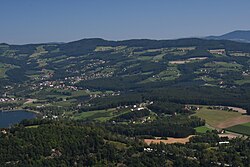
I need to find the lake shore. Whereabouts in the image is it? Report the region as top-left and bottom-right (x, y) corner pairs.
(0, 110), (38, 128)
(0, 108), (41, 115)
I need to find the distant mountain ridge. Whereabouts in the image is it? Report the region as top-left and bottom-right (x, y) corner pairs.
(205, 30), (250, 43)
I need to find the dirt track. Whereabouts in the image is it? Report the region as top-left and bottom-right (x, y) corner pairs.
(24, 99), (37, 104)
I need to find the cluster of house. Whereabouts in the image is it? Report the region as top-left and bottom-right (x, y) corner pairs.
(84, 59), (106, 68)
(40, 73), (53, 80)
(242, 70), (249, 76)
(42, 115), (59, 119)
(208, 49), (226, 55)
(32, 81), (79, 91)
(0, 97), (16, 103)
(65, 59), (106, 74)
(33, 69), (54, 81)
(208, 106), (238, 112)
(62, 59), (114, 83)
(115, 101), (154, 111)
(65, 70), (114, 84)
(30, 58), (113, 92)
(185, 105), (200, 111)
(89, 92), (120, 99)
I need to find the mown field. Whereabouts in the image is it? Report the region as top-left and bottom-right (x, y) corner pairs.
(193, 106), (250, 129)
(194, 125), (212, 133)
(73, 108), (131, 122)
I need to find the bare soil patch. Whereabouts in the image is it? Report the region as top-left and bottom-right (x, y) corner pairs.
(217, 116), (250, 129)
(24, 99), (37, 104)
(169, 57), (208, 65)
(227, 107), (247, 114)
(144, 135), (194, 145)
(169, 60), (189, 64)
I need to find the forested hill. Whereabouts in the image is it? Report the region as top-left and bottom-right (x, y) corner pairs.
(206, 30), (250, 43)
(1, 38), (250, 113)
(1, 37), (250, 84)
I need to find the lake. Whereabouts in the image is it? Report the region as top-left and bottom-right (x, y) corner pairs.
(0, 110), (36, 128)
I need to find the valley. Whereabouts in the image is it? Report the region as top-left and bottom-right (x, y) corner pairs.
(1, 38), (250, 133)
(1, 38), (250, 166)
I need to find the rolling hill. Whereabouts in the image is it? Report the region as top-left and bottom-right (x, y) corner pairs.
(1, 37), (250, 166)
(206, 30), (250, 43)
(0, 37), (250, 116)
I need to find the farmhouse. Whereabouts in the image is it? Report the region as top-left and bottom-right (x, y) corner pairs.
(144, 148), (153, 152)
(1, 129), (7, 134)
(208, 49), (226, 55)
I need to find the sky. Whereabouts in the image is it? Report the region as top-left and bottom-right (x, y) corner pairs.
(1, 0), (250, 44)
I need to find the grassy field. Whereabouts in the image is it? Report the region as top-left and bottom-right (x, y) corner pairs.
(201, 76), (216, 82)
(153, 53), (165, 61)
(195, 126), (212, 133)
(30, 88), (73, 99)
(30, 46), (48, 58)
(141, 66), (180, 83)
(193, 106), (250, 129)
(106, 140), (128, 150)
(52, 99), (76, 107)
(226, 122), (250, 136)
(71, 90), (88, 97)
(205, 61), (242, 68)
(0, 68), (6, 78)
(73, 108), (132, 122)
(235, 76), (250, 85)
(25, 125), (39, 129)
(73, 108), (117, 121)
(0, 63), (11, 78)
(94, 46), (127, 52)
(137, 56), (153, 61)
(204, 61), (242, 72)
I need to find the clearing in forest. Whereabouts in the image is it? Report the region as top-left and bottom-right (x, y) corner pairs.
(144, 135), (194, 145)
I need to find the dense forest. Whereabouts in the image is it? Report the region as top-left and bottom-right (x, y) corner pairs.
(0, 121), (249, 167)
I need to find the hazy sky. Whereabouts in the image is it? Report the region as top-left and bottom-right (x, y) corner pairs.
(1, 0), (250, 44)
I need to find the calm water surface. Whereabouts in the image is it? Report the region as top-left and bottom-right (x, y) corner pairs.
(0, 110), (36, 128)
